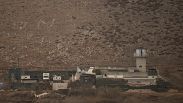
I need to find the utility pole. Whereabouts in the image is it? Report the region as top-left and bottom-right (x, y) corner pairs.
(17, 57), (20, 68)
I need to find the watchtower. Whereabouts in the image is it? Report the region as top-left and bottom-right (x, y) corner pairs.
(134, 48), (147, 72)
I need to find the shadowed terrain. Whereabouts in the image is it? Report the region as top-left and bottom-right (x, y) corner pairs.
(0, 90), (183, 103)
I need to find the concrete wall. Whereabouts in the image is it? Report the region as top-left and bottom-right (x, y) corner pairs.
(21, 80), (37, 83)
(136, 58), (146, 72)
(125, 78), (156, 86)
(100, 70), (148, 78)
(52, 83), (68, 90)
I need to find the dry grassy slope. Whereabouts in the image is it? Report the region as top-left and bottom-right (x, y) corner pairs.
(0, 0), (182, 69)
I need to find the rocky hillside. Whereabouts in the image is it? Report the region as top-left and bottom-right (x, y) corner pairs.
(0, 0), (182, 68)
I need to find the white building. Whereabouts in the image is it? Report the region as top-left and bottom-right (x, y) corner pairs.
(91, 48), (158, 86)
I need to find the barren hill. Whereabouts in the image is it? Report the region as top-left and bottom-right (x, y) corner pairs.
(0, 0), (182, 69)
